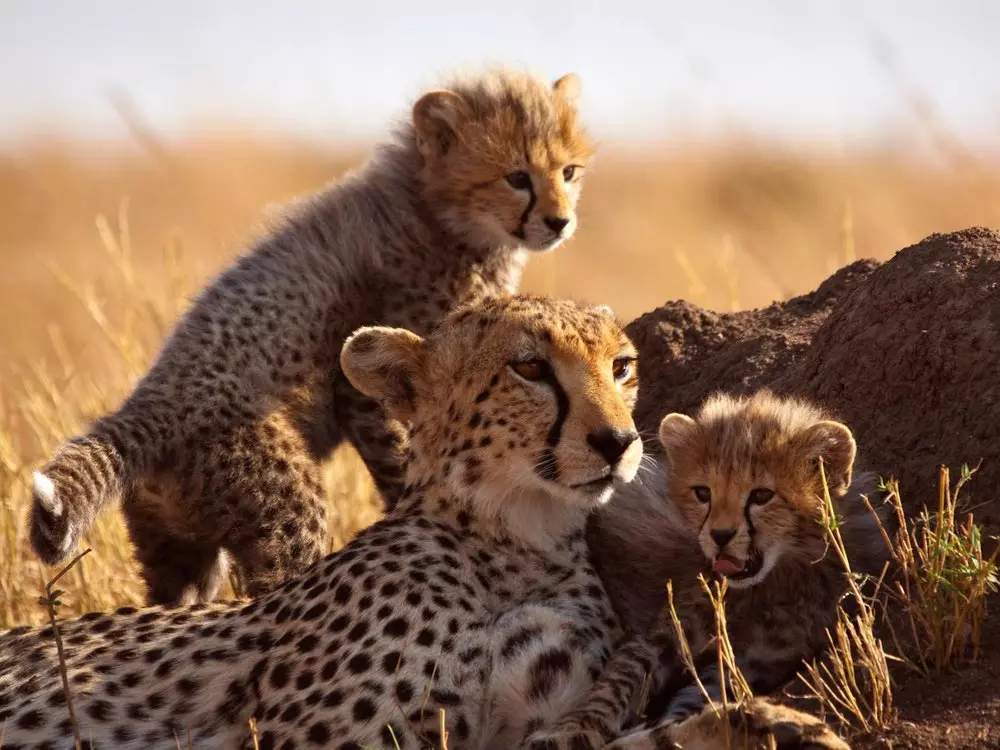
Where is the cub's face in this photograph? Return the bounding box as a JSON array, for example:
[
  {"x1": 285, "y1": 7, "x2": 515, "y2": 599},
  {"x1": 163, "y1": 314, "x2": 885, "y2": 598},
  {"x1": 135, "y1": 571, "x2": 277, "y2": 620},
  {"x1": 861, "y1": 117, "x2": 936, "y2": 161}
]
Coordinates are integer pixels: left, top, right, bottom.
[
  {"x1": 657, "y1": 394, "x2": 857, "y2": 589},
  {"x1": 412, "y1": 72, "x2": 592, "y2": 253},
  {"x1": 341, "y1": 297, "x2": 642, "y2": 512}
]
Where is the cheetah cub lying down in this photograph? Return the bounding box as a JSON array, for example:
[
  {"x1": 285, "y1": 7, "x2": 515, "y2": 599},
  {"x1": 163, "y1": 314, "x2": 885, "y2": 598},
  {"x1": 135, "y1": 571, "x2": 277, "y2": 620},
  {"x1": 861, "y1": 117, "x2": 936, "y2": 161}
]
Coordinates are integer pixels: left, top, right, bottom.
[
  {"x1": 29, "y1": 67, "x2": 593, "y2": 605},
  {"x1": 559, "y1": 391, "x2": 893, "y2": 748}
]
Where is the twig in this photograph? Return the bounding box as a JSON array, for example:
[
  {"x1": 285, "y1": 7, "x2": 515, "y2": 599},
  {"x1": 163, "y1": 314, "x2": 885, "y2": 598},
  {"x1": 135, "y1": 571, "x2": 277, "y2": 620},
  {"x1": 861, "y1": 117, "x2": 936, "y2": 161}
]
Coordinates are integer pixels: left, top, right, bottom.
[{"x1": 38, "y1": 547, "x2": 93, "y2": 750}]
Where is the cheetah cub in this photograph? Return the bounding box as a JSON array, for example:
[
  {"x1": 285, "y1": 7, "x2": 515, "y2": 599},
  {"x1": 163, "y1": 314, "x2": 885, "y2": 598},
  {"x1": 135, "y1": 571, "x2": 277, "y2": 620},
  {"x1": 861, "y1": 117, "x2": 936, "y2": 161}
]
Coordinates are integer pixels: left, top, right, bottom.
[
  {"x1": 1, "y1": 296, "x2": 644, "y2": 749},
  {"x1": 578, "y1": 391, "x2": 892, "y2": 744},
  {"x1": 29, "y1": 68, "x2": 593, "y2": 605}
]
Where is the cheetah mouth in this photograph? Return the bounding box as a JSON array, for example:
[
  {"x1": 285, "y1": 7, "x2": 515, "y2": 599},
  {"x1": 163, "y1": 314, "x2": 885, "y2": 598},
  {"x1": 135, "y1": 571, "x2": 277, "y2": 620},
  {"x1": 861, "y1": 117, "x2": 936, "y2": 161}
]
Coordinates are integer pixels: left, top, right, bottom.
[
  {"x1": 713, "y1": 546, "x2": 763, "y2": 581},
  {"x1": 567, "y1": 474, "x2": 616, "y2": 498},
  {"x1": 572, "y1": 476, "x2": 614, "y2": 491}
]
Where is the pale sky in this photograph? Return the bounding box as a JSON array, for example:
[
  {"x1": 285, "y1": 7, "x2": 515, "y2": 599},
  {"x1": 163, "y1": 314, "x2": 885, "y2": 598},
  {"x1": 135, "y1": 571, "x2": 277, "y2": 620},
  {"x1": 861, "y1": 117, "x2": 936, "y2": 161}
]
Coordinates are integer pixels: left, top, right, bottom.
[{"x1": 2, "y1": 0, "x2": 998, "y2": 146}]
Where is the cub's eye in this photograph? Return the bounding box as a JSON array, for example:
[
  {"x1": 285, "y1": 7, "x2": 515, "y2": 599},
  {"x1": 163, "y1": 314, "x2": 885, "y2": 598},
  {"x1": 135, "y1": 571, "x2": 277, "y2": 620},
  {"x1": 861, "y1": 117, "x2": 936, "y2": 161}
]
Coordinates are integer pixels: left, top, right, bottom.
[
  {"x1": 506, "y1": 171, "x2": 532, "y2": 190},
  {"x1": 748, "y1": 488, "x2": 775, "y2": 505},
  {"x1": 692, "y1": 486, "x2": 712, "y2": 504},
  {"x1": 612, "y1": 357, "x2": 635, "y2": 381},
  {"x1": 510, "y1": 358, "x2": 549, "y2": 381},
  {"x1": 562, "y1": 164, "x2": 579, "y2": 182}
]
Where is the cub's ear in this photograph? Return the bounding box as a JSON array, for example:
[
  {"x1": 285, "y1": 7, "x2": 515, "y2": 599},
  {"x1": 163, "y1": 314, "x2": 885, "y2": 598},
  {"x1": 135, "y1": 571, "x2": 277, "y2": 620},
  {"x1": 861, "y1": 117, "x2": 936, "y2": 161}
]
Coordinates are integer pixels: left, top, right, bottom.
[
  {"x1": 800, "y1": 420, "x2": 857, "y2": 496},
  {"x1": 552, "y1": 73, "x2": 581, "y2": 104},
  {"x1": 341, "y1": 327, "x2": 426, "y2": 422},
  {"x1": 412, "y1": 90, "x2": 472, "y2": 161},
  {"x1": 658, "y1": 413, "x2": 698, "y2": 462}
]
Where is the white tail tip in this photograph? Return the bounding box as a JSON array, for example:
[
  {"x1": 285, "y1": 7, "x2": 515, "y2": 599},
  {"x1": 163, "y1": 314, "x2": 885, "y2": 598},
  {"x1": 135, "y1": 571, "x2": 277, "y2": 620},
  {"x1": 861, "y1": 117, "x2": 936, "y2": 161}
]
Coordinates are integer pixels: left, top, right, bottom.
[{"x1": 33, "y1": 471, "x2": 62, "y2": 517}]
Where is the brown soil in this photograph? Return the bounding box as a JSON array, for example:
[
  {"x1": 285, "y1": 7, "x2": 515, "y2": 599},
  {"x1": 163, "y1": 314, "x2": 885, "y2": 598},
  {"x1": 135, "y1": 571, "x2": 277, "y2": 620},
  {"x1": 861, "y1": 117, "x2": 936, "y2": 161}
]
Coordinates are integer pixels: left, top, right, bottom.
[{"x1": 624, "y1": 227, "x2": 1000, "y2": 749}]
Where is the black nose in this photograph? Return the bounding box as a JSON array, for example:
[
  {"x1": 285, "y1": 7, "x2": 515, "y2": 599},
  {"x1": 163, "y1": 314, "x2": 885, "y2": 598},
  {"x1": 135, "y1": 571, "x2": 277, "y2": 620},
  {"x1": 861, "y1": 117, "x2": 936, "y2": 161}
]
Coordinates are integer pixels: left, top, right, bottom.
[
  {"x1": 710, "y1": 529, "x2": 737, "y2": 549},
  {"x1": 544, "y1": 216, "x2": 570, "y2": 235},
  {"x1": 587, "y1": 427, "x2": 638, "y2": 466}
]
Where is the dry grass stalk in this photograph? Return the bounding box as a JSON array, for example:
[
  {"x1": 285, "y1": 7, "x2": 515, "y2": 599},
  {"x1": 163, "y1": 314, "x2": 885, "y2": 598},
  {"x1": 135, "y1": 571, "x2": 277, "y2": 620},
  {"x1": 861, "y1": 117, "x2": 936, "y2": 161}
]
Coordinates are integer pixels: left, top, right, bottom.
[
  {"x1": 248, "y1": 717, "x2": 261, "y2": 749},
  {"x1": 664, "y1": 579, "x2": 718, "y2": 714},
  {"x1": 37, "y1": 547, "x2": 93, "y2": 750},
  {"x1": 798, "y1": 461, "x2": 894, "y2": 732},
  {"x1": 665, "y1": 575, "x2": 758, "y2": 748}
]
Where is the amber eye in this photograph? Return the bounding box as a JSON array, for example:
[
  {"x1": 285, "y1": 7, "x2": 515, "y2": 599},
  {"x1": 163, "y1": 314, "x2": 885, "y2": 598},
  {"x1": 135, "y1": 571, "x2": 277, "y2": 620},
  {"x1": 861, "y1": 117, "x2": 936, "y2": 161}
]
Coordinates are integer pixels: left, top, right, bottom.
[
  {"x1": 693, "y1": 486, "x2": 712, "y2": 504},
  {"x1": 562, "y1": 165, "x2": 578, "y2": 182},
  {"x1": 612, "y1": 357, "x2": 635, "y2": 381},
  {"x1": 748, "y1": 488, "x2": 775, "y2": 505},
  {"x1": 510, "y1": 358, "x2": 549, "y2": 381},
  {"x1": 506, "y1": 171, "x2": 532, "y2": 190}
]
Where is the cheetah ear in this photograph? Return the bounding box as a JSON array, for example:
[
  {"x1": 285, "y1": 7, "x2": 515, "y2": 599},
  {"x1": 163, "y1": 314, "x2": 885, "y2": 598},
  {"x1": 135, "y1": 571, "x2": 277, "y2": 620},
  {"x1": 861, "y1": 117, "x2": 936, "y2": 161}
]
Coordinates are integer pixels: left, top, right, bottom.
[
  {"x1": 341, "y1": 326, "x2": 427, "y2": 422},
  {"x1": 412, "y1": 90, "x2": 472, "y2": 161},
  {"x1": 553, "y1": 73, "x2": 581, "y2": 104},
  {"x1": 800, "y1": 420, "x2": 857, "y2": 496},
  {"x1": 657, "y1": 413, "x2": 698, "y2": 463}
]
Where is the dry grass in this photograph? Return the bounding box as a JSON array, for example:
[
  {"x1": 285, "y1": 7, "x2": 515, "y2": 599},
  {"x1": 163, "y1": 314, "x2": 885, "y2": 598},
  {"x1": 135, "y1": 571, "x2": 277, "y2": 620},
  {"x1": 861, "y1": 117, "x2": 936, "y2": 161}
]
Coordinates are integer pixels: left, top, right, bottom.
[
  {"x1": 798, "y1": 463, "x2": 896, "y2": 733},
  {"x1": 798, "y1": 460, "x2": 998, "y2": 734},
  {"x1": 882, "y1": 465, "x2": 1000, "y2": 675},
  {"x1": 2, "y1": 133, "x2": 1000, "y2": 628},
  {"x1": 665, "y1": 576, "x2": 757, "y2": 748}
]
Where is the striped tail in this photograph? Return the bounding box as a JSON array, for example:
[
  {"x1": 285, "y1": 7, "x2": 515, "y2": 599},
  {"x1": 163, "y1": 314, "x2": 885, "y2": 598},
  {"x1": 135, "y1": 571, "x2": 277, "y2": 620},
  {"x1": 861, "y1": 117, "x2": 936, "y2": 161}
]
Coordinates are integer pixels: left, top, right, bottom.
[{"x1": 29, "y1": 423, "x2": 139, "y2": 565}]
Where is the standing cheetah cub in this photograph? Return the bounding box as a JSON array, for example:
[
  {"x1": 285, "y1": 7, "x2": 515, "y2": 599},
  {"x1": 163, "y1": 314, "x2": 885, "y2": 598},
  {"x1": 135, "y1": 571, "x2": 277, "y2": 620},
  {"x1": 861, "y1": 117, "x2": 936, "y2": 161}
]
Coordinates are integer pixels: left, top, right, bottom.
[
  {"x1": 29, "y1": 68, "x2": 593, "y2": 604},
  {"x1": 569, "y1": 391, "x2": 892, "y2": 745},
  {"x1": 2, "y1": 296, "x2": 644, "y2": 749}
]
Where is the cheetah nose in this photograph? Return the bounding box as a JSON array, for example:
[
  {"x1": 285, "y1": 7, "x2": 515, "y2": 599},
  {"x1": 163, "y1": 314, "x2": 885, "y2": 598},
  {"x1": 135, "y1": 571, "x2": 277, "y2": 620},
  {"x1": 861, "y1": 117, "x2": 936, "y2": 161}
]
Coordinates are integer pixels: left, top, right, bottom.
[
  {"x1": 710, "y1": 529, "x2": 737, "y2": 549},
  {"x1": 587, "y1": 427, "x2": 639, "y2": 466},
  {"x1": 544, "y1": 216, "x2": 571, "y2": 235}
]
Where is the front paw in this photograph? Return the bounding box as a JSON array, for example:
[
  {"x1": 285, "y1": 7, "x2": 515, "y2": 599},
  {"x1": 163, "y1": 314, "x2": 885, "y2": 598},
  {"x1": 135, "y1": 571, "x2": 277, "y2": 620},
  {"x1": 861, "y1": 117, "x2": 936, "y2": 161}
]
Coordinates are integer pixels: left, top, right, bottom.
[{"x1": 524, "y1": 727, "x2": 606, "y2": 750}]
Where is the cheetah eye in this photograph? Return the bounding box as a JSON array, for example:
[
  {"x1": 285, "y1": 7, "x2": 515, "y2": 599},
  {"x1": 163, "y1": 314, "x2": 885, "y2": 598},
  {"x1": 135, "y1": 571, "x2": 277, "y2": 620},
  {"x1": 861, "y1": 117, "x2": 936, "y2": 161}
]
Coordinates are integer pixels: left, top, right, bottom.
[
  {"x1": 748, "y1": 488, "x2": 775, "y2": 505},
  {"x1": 506, "y1": 171, "x2": 532, "y2": 191},
  {"x1": 612, "y1": 357, "x2": 635, "y2": 382},
  {"x1": 510, "y1": 358, "x2": 550, "y2": 382},
  {"x1": 562, "y1": 164, "x2": 579, "y2": 182},
  {"x1": 692, "y1": 486, "x2": 711, "y2": 504}
]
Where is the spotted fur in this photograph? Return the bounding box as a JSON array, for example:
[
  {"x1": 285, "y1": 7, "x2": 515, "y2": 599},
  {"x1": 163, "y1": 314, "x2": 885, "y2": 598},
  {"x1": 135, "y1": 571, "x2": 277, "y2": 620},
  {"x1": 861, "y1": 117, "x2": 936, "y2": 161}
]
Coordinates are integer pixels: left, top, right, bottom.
[
  {"x1": 2, "y1": 296, "x2": 649, "y2": 749},
  {"x1": 28, "y1": 68, "x2": 594, "y2": 605}
]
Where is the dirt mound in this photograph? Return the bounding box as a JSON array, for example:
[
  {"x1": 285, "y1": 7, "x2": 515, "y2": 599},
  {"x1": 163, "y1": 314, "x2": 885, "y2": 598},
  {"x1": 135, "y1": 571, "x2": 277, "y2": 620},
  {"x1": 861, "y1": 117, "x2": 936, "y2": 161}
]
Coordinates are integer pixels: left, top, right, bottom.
[{"x1": 627, "y1": 226, "x2": 1000, "y2": 521}]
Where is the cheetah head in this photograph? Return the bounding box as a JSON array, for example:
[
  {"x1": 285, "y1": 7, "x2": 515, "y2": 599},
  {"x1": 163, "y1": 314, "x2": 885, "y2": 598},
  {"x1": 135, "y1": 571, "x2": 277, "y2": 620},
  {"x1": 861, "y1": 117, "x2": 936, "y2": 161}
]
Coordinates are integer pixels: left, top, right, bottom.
[
  {"x1": 411, "y1": 69, "x2": 592, "y2": 253},
  {"x1": 656, "y1": 391, "x2": 857, "y2": 589},
  {"x1": 341, "y1": 296, "x2": 642, "y2": 542}
]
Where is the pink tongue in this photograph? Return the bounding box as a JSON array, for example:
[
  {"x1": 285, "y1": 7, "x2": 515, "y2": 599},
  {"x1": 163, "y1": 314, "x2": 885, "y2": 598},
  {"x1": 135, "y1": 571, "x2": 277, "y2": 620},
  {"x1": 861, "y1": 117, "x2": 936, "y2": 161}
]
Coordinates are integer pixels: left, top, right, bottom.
[{"x1": 713, "y1": 554, "x2": 746, "y2": 575}]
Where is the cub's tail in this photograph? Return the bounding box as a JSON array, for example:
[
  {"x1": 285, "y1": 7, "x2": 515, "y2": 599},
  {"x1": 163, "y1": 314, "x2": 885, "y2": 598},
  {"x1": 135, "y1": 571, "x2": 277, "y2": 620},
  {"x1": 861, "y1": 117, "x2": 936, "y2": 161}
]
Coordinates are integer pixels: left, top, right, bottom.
[{"x1": 30, "y1": 417, "x2": 150, "y2": 565}]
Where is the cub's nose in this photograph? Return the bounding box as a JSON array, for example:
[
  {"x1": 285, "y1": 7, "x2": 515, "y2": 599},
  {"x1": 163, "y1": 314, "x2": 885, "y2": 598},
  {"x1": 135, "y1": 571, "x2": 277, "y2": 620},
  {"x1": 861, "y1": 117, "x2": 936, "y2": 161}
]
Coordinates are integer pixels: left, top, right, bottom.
[
  {"x1": 587, "y1": 427, "x2": 639, "y2": 466},
  {"x1": 544, "y1": 216, "x2": 571, "y2": 235},
  {"x1": 710, "y1": 529, "x2": 737, "y2": 549}
]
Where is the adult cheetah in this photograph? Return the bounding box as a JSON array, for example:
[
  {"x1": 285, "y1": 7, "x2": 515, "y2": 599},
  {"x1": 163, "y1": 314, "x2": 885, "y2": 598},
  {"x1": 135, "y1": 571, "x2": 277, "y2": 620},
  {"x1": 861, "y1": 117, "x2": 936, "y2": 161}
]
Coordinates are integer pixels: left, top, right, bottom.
[
  {"x1": 2, "y1": 301, "x2": 852, "y2": 750},
  {"x1": 29, "y1": 68, "x2": 593, "y2": 605}
]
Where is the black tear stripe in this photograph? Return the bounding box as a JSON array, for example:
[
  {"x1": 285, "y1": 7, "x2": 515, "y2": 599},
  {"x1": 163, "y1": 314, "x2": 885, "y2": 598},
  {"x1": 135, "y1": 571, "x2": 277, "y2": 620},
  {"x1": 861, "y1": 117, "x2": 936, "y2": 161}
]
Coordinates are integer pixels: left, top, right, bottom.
[
  {"x1": 536, "y1": 369, "x2": 570, "y2": 482},
  {"x1": 513, "y1": 141, "x2": 537, "y2": 241}
]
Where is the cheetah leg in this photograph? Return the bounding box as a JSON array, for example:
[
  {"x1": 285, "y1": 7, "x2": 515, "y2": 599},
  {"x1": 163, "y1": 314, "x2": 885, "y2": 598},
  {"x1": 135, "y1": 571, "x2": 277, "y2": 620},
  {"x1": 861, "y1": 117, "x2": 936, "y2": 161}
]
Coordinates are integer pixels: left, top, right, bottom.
[
  {"x1": 521, "y1": 637, "x2": 659, "y2": 749},
  {"x1": 645, "y1": 653, "x2": 801, "y2": 729},
  {"x1": 121, "y1": 477, "x2": 230, "y2": 605},
  {"x1": 609, "y1": 700, "x2": 851, "y2": 750},
  {"x1": 216, "y1": 413, "x2": 328, "y2": 597}
]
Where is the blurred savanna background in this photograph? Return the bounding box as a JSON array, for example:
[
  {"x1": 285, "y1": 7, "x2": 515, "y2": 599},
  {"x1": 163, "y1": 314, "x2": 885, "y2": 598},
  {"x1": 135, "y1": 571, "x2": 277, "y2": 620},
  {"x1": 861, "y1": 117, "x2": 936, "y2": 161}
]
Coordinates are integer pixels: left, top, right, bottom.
[{"x1": 2, "y1": 0, "x2": 999, "y2": 626}]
